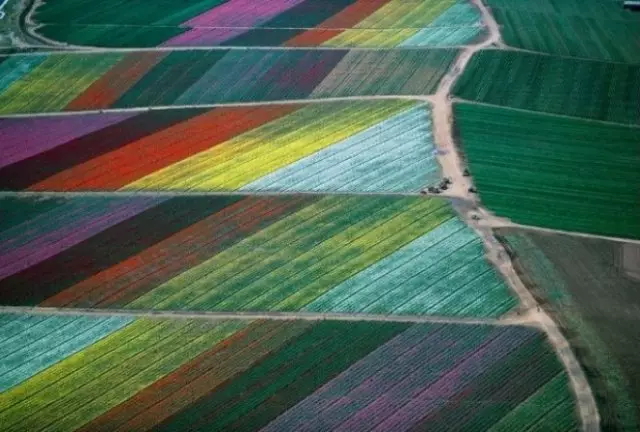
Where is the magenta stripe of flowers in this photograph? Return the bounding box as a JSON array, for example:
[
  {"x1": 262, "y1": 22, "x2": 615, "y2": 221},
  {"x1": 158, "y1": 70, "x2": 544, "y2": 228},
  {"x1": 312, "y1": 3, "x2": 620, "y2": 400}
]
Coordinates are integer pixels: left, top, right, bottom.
[
  {"x1": 0, "y1": 113, "x2": 134, "y2": 169},
  {"x1": 369, "y1": 328, "x2": 535, "y2": 432},
  {"x1": 0, "y1": 198, "x2": 162, "y2": 280}
]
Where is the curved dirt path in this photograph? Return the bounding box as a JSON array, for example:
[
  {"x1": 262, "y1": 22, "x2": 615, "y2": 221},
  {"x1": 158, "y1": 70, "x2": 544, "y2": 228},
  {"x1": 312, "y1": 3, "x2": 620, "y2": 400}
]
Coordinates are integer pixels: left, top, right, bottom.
[{"x1": 430, "y1": 1, "x2": 600, "y2": 430}]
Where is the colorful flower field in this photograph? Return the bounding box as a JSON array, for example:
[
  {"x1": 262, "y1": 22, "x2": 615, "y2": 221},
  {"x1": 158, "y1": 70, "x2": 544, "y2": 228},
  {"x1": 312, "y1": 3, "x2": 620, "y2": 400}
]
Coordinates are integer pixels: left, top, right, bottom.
[
  {"x1": 0, "y1": 49, "x2": 456, "y2": 114},
  {"x1": 0, "y1": 0, "x2": 605, "y2": 429},
  {"x1": 0, "y1": 101, "x2": 440, "y2": 193},
  {"x1": 499, "y1": 229, "x2": 640, "y2": 430},
  {"x1": 0, "y1": 313, "x2": 578, "y2": 432},
  {"x1": 34, "y1": 0, "x2": 483, "y2": 48},
  {"x1": 0, "y1": 195, "x2": 515, "y2": 316}
]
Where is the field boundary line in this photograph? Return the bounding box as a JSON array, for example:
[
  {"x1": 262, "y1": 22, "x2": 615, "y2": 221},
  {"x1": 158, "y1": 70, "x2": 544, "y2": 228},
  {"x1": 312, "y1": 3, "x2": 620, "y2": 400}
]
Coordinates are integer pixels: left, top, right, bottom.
[
  {"x1": 0, "y1": 306, "x2": 523, "y2": 326},
  {"x1": 32, "y1": 23, "x2": 486, "y2": 31},
  {"x1": 0, "y1": 44, "x2": 467, "y2": 56},
  {"x1": 485, "y1": 220, "x2": 640, "y2": 246},
  {"x1": 482, "y1": 45, "x2": 640, "y2": 66},
  {"x1": 453, "y1": 98, "x2": 640, "y2": 129},
  {"x1": 0, "y1": 190, "x2": 441, "y2": 198},
  {"x1": 0, "y1": 95, "x2": 433, "y2": 118}
]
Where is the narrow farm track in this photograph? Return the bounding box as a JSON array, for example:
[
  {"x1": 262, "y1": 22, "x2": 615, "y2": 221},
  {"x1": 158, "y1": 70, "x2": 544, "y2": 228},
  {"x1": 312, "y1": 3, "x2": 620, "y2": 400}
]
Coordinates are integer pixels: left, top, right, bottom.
[
  {"x1": 0, "y1": 305, "x2": 514, "y2": 326},
  {"x1": 4, "y1": 41, "x2": 472, "y2": 54},
  {"x1": 430, "y1": 1, "x2": 600, "y2": 430}
]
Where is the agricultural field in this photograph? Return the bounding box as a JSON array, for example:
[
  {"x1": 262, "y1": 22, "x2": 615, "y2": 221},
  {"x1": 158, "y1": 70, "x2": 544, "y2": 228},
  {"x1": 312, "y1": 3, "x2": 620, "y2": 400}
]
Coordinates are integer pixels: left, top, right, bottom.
[
  {"x1": 0, "y1": 195, "x2": 516, "y2": 317},
  {"x1": 33, "y1": 0, "x2": 483, "y2": 48},
  {"x1": 486, "y1": 0, "x2": 640, "y2": 63},
  {"x1": 453, "y1": 50, "x2": 640, "y2": 124},
  {"x1": 498, "y1": 228, "x2": 640, "y2": 430},
  {"x1": 453, "y1": 103, "x2": 640, "y2": 239},
  {"x1": 0, "y1": 101, "x2": 441, "y2": 193},
  {"x1": 0, "y1": 48, "x2": 456, "y2": 114},
  {"x1": 0, "y1": 313, "x2": 578, "y2": 432}
]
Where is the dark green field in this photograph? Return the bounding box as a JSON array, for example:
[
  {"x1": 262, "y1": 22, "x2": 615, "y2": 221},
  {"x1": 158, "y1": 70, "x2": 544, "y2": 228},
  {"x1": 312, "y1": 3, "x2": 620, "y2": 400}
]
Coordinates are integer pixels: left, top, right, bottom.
[
  {"x1": 454, "y1": 50, "x2": 640, "y2": 124},
  {"x1": 486, "y1": 0, "x2": 640, "y2": 62},
  {"x1": 35, "y1": 0, "x2": 225, "y2": 25},
  {"x1": 499, "y1": 228, "x2": 640, "y2": 431},
  {"x1": 454, "y1": 103, "x2": 640, "y2": 239}
]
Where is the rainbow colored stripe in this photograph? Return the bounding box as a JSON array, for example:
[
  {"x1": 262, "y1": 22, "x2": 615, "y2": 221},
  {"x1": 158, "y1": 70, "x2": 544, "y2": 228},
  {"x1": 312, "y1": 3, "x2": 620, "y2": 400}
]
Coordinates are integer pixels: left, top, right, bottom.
[
  {"x1": 0, "y1": 49, "x2": 455, "y2": 115},
  {"x1": 0, "y1": 195, "x2": 515, "y2": 317},
  {"x1": 0, "y1": 101, "x2": 440, "y2": 193},
  {"x1": 35, "y1": 0, "x2": 483, "y2": 48},
  {"x1": 0, "y1": 314, "x2": 578, "y2": 432}
]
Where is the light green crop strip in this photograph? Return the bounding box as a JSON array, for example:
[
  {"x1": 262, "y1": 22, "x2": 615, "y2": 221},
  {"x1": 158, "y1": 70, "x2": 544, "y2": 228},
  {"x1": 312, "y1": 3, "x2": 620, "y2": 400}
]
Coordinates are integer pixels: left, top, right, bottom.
[
  {"x1": 41, "y1": 320, "x2": 244, "y2": 432},
  {"x1": 180, "y1": 197, "x2": 404, "y2": 312},
  {"x1": 126, "y1": 195, "x2": 348, "y2": 309},
  {"x1": 273, "y1": 201, "x2": 451, "y2": 310}
]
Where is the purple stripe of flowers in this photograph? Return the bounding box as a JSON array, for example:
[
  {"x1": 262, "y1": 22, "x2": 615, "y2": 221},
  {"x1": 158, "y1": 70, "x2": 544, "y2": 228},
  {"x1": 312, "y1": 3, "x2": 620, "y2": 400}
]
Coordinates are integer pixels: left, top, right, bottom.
[
  {"x1": 0, "y1": 197, "x2": 162, "y2": 280},
  {"x1": 262, "y1": 324, "x2": 496, "y2": 432},
  {"x1": 369, "y1": 328, "x2": 535, "y2": 432},
  {"x1": 185, "y1": 0, "x2": 305, "y2": 27},
  {"x1": 0, "y1": 113, "x2": 134, "y2": 169},
  {"x1": 165, "y1": 0, "x2": 306, "y2": 46}
]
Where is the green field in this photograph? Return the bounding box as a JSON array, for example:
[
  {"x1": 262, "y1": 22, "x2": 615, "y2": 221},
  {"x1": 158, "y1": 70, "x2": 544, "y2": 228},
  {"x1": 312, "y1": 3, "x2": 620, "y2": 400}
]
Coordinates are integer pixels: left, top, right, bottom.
[
  {"x1": 487, "y1": 0, "x2": 640, "y2": 62},
  {"x1": 34, "y1": 0, "x2": 225, "y2": 25},
  {"x1": 453, "y1": 50, "x2": 640, "y2": 124},
  {"x1": 499, "y1": 228, "x2": 640, "y2": 431},
  {"x1": 454, "y1": 103, "x2": 640, "y2": 239}
]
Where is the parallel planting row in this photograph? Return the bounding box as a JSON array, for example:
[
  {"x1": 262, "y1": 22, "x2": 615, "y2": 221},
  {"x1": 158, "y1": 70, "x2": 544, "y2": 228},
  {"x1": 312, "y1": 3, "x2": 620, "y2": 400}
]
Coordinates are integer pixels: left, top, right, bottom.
[
  {"x1": 499, "y1": 228, "x2": 640, "y2": 430},
  {"x1": 0, "y1": 101, "x2": 440, "y2": 193},
  {"x1": 454, "y1": 50, "x2": 640, "y2": 124},
  {"x1": 34, "y1": 0, "x2": 483, "y2": 48},
  {"x1": 454, "y1": 103, "x2": 640, "y2": 239},
  {"x1": 0, "y1": 314, "x2": 578, "y2": 432},
  {"x1": 0, "y1": 49, "x2": 456, "y2": 114},
  {"x1": 486, "y1": 0, "x2": 640, "y2": 63},
  {"x1": 0, "y1": 195, "x2": 516, "y2": 317}
]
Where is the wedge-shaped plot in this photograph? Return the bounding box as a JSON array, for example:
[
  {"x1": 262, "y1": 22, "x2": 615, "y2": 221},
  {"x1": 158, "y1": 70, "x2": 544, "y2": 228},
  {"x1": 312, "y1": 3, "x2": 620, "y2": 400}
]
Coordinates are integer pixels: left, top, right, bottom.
[
  {"x1": 499, "y1": 228, "x2": 640, "y2": 431},
  {"x1": 0, "y1": 314, "x2": 578, "y2": 432},
  {"x1": 0, "y1": 49, "x2": 456, "y2": 114},
  {"x1": 0, "y1": 195, "x2": 515, "y2": 317},
  {"x1": 454, "y1": 103, "x2": 640, "y2": 239},
  {"x1": 0, "y1": 101, "x2": 440, "y2": 193},
  {"x1": 32, "y1": 0, "x2": 482, "y2": 48}
]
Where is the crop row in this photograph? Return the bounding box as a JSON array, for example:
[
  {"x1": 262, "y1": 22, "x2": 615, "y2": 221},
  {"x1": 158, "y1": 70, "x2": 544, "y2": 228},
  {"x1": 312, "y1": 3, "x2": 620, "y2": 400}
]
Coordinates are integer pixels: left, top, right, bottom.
[
  {"x1": 0, "y1": 195, "x2": 515, "y2": 318},
  {"x1": 454, "y1": 103, "x2": 640, "y2": 239},
  {"x1": 0, "y1": 101, "x2": 438, "y2": 193},
  {"x1": 34, "y1": 0, "x2": 481, "y2": 48},
  {"x1": 454, "y1": 49, "x2": 640, "y2": 124},
  {"x1": 0, "y1": 49, "x2": 456, "y2": 114},
  {"x1": 0, "y1": 315, "x2": 578, "y2": 431},
  {"x1": 498, "y1": 228, "x2": 640, "y2": 430}
]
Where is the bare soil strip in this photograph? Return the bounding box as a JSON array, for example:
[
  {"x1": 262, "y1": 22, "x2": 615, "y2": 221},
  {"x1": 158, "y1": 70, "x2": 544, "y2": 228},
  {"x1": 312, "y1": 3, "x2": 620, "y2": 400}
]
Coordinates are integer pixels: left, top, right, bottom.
[{"x1": 0, "y1": 305, "x2": 515, "y2": 326}]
